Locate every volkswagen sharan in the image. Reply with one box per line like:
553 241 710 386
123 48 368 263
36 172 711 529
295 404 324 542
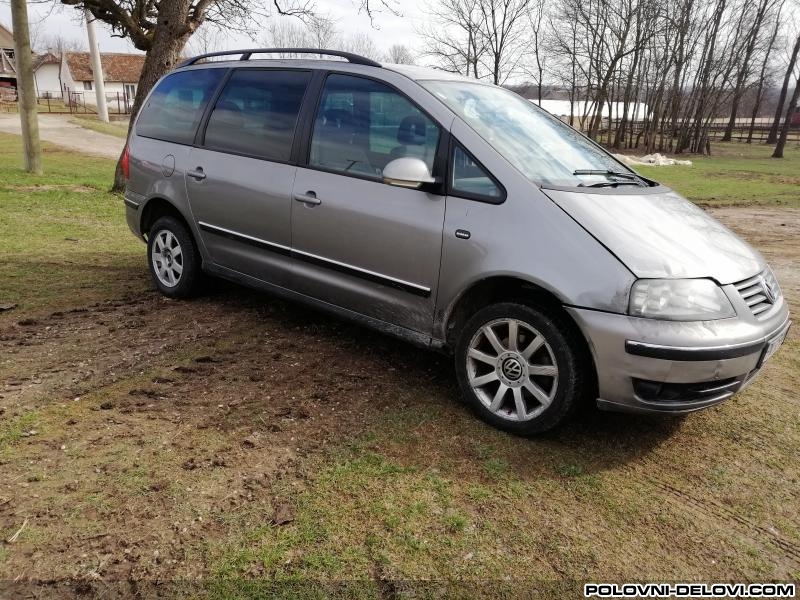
122 48 790 434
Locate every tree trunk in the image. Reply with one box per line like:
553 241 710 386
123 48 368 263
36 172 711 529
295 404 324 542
766 33 800 145
112 1 194 191
772 78 799 158
11 0 42 174
747 10 781 143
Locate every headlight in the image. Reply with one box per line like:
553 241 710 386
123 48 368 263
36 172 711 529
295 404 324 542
629 279 735 321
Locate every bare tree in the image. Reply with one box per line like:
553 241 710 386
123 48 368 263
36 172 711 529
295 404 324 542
766 31 800 143
720 0 780 141
520 0 547 103
476 0 531 84
418 0 487 77
260 19 316 52
746 3 783 143
305 15 338 49
187 22 226 56
386 43 415 64
771 74 799 157
38 33 86 54
341 31 381 60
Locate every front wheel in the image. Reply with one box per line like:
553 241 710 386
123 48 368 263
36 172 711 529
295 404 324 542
147 216 201 298
455 302 590 435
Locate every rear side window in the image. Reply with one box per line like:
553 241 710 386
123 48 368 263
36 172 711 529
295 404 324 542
136 69 224 145
203 70 310 161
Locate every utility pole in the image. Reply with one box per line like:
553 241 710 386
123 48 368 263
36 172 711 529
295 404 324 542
85 10 109 123
10 0 42 174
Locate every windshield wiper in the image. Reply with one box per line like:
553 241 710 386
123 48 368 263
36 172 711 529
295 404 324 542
573 169 647 188
573 169 640 181
579 180 643 188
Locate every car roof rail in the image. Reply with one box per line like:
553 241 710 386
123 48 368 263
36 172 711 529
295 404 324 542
178 48 383 68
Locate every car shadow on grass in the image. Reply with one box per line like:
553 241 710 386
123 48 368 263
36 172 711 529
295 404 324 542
196 279 684 478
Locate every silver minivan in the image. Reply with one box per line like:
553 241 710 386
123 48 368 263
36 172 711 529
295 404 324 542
123 49 790 434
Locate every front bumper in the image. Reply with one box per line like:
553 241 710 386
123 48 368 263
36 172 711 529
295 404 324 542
567 302 790 415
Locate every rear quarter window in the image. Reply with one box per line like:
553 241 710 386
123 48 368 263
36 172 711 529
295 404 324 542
136 69 225 145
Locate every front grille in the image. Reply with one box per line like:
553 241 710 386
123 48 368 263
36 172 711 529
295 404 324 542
633 377 742 403
734 269 781 319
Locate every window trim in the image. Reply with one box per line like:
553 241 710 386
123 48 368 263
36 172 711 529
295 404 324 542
446 138 507 205
134 67 230 147
299 70 447 194
194 67 315 165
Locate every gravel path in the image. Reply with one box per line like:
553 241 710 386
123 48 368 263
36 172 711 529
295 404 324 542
0 113 124 159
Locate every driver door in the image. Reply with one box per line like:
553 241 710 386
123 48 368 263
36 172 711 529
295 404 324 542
290 73 446 336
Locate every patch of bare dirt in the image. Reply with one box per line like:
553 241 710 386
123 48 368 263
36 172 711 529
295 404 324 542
708 206 800 297
0 283 452 581
3 184 95 193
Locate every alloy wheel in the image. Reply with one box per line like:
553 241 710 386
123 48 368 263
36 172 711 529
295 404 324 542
466 318 559 421
150 229 184 288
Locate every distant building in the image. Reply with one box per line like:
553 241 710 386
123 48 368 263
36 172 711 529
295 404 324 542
0 22 15 90
60 51 145 105
0 23 144 106
33 52 61 97
530 99 650 121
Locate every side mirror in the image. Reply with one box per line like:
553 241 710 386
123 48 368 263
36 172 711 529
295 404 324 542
382 157 437 189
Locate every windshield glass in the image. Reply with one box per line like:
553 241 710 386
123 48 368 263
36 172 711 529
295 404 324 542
423 80 642 188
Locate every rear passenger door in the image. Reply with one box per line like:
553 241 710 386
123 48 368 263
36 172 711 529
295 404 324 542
184 69 311 287
290 74 446 336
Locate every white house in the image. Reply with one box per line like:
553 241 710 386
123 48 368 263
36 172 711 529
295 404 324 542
33 52 61 97
0 22 15 92
60 51 144 106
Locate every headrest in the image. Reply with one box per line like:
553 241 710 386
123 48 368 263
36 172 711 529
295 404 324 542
397 115 426 145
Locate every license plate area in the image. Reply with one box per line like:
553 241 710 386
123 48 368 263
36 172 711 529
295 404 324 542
758 322 790 368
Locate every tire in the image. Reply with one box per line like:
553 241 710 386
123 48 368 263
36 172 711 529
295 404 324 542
146 216 201 298
454 302 590 435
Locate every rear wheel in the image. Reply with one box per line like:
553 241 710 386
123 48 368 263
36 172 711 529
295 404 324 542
147 216 201 298
455 302 589 435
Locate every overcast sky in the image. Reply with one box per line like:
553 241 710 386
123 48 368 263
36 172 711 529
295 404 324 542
0 0 429 56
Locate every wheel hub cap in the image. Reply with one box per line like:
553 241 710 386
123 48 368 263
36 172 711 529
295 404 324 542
501 356 524 383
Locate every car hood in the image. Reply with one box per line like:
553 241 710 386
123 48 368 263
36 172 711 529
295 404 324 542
543 187 764 284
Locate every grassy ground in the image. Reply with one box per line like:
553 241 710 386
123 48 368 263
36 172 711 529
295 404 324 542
0 132 798 597
69 115 130 139
635 141 800 207
0 134 142 314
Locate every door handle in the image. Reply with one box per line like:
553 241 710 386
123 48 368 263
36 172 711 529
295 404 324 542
187 167 206 181
294 191 321 206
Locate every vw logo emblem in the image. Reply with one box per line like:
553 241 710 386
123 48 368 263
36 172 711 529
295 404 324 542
502 357 523 381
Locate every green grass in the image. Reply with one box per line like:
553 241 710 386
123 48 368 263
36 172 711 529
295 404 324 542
0 412 39 451
635 141 800 206
0 132 144 317
69 115 130 139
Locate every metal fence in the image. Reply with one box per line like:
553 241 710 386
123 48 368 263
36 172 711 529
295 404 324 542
0 87 134 115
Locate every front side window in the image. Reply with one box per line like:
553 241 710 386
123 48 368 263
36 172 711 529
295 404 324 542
309 74 441 180
136 68 225 145
424 81 639 188
203 69 310 161
451 145 502 200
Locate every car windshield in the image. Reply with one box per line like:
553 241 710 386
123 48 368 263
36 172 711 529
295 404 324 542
423 80 642 188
